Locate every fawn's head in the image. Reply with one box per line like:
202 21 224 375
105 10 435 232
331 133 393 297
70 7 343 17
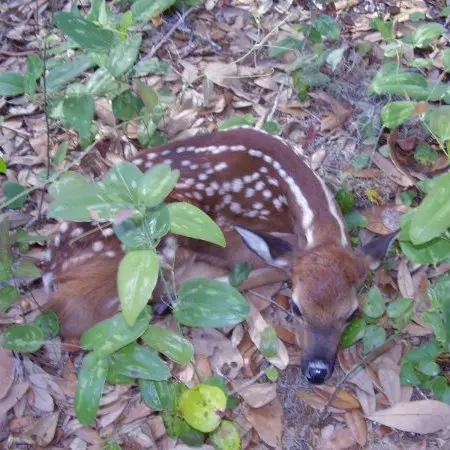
234 225 397 384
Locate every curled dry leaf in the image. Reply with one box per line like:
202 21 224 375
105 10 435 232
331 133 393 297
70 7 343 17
372 153 415 187
247 303 289 370
232 382 277 408
28 385 54 413
362 204 409 235
310 91 354 132
0 348 14 400
296 391 344 414
318 426 357 450
344 410 367 447
0 382 29 416
243 397 284 448
368 400 450 434
20 411 60 447
397 259 415 299
313 385 361 411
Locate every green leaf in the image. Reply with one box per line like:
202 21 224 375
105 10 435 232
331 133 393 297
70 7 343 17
400 237 450 265
0 158 6 174
409 173 450 245
335 188 355 215
132 0 177 22
118 250 160 326
138 164 179 207
371 18 393 42
423 310 446 346
33 310 60 339
80 307 151 357
262 121 282 135
443 49 450 71
112 90 141 122
75 352 108 426
3 181 27 209
228 262 251 287
175 278 249 328
137 115 158 146
86 67 117 96
141 325 194 364
381 101 417 128
48 171 88 198
431 377 450 402
114 205 170 249
210 420 241 450
45 55 95 93
265 366 279 382
299 68 330 87
268 36 303 58
162 411 205 446
139 379 178 411
424 106 450 144
326 48 345 71
109 343 170 380
408 58 433 68
260 327 279 358
411 23 445 48
179 384 227 433
14 259 40 279
2 324 44 353
62 93 95 139
363 287 385 319
417 360 441 376
24 55 44 95
312 15 340 41
218 115 256 131
363 325 386 354
52 141 69 167
106 366 135 385
133 58 169 75
341 317 366 348
414 143 439 166
0 286 20 312
106 34 142 78
344 211 368 231
168 202 226 248
400 360 422 386
386 298 413 319
101 161 144 204
403 339 442 363
54 12 115 52
0 72 25 96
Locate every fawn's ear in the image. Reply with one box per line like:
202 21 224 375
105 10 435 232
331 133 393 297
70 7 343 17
232 224 295 269
357 230 399 274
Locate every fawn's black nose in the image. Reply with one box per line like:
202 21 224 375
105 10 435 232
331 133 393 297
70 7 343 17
306 361 330 384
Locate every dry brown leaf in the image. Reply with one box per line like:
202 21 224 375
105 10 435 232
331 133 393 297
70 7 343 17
355 388 377 417
319 426 357 450
0 348 14 400
372 153 415 187
28 384 54 413
362 205 409 235
149 415 166 441
0 382 29 415
313 386 361 410
368 400 450 434
247 303 289 370
344 410 367 447
243 398 283 448
310 91 353 132
296 391 344 414
232 382 277 408
406 322 433 336
20 411 59 447
273 326 297 345
377 367 401 406
397 260 415 299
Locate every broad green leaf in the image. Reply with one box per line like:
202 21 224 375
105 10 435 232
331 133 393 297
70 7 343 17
135 80 159 112
265 366 279 382
118 10 133 34
2 324 44 353
326 48 344 71
414 143 438 166
62 93 95 139
109 343 170 380
54 12 115 52
48 171 88 198
443 49 450 70
431 377 450 403
142 325 194 364
210 420 241 450
118 250 160 326
33 310 60 339
424 106 450 144
139 379 178 411
24 55 44 95
162 412 205 446
345 211 368 231
101 161 144 204
0 72 25 96
335 188 355 215
45 55 95 93
75 352 108 426
381 102 417 128
168 202 225 248
363 287 385 319
114 205 170 249
131 0 177 22
371 18 393 42
14 259 40 279
417 360 441 376
262 120 282 135
218 114 256 131
52 141 69 167
299 68 330 87
386 298 413 319
133 58 169 75
400 360 422 386
106 34 142 78
106 366 135 385
409 173 450 245
86 68 117 96
408 58 433 68
383 41 412 58
137 115 158 146
312 15 340 40
87 0 108 24
0 158 6 174
260 327 279 358
3 181 27 209
138 164 179 207
112 90 141 122
80 308 151 356
179 384 227 433
411 23 445 48
341 317 366 348
175 278 249 328
363 325 386 354
403 339 442 362
0 286 20 312
400 237 450 264
268 36 303 58
228 262 251 287
371 66 428 97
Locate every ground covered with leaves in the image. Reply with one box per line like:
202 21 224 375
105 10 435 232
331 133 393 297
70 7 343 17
1 0 450 449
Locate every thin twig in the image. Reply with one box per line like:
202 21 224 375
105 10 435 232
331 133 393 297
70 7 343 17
0 123 31 137
229 369 266 396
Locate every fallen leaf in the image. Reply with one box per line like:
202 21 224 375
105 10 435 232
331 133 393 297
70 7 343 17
273 326 298 345
243 398 283 447
362 205 409 235
367 400 450 434
397 260 415 299
377 366 401 405
232 382 277 408
344 410 367 446
319 426 357 450
21 411 59 447
372 153 415 187
310 91 353 131
0 348 15 400
313 386 361 410
0 382 29 415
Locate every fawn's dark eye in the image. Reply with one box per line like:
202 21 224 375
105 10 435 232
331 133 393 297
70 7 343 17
291 302 302 317
346 310 359 323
